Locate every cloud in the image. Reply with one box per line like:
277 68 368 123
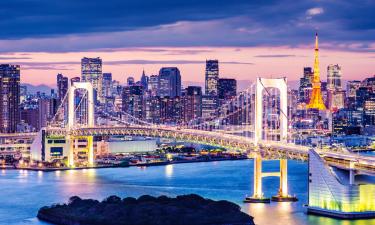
0 56 32 60
0 0 373 53
306 7 324 16
12 59 252 70
255 54 298 58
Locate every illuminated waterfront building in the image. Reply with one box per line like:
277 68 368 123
307 33 326 110
0 64 20 133
81 57 103 102
205 60 219 96
308 150 375 218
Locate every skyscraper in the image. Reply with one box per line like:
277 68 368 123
218 78 237 100
327 64 342 91
183 86 202 122
326 64 344 111
127 77 135 86
102 73 112 98
140 70 149 90
57 73 69 103
148 75 159 96
298 67 313 103
159 67 181 98
70 77 80 85
81 57 103 102
122 85 144 119
0 64 20 133
205 60 219 96
307 33 326 110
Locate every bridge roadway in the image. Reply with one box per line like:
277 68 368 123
0 127 374 174
43 125 375 175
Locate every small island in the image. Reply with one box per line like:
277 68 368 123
37 194 255 225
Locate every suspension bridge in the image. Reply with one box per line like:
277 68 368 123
1 78 375 217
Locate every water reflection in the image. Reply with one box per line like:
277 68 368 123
0 160 374 225
165 164 173 178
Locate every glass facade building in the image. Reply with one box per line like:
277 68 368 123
205 60 219 96
81 57 103 102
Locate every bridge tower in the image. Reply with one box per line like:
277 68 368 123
245 78 297 203
67 82 95 167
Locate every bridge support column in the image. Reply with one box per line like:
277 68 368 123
87 136 94 166
271 159 298 202
68 136 75 168
244 153 270 203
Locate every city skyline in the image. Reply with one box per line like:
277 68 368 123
6 46 375 87
0 0 373 86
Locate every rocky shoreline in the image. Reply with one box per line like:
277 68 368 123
37 194 255 225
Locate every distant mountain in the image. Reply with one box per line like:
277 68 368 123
22 83 54 94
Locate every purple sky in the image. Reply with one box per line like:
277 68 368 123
0 0 374 86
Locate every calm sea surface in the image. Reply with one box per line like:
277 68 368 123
1 159 375 225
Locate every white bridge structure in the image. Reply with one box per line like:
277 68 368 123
16 78 375 204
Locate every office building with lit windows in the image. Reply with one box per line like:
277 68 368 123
81 57 103 102
205 60 219 96
0 64 20 133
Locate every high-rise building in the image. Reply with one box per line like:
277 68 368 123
159 67 181 98
38 98 51 129
160 97 183 124
20 85 28 103
102 73 112 98
122 85 144 119
140 70 149 90
127 77 135 86
347 81 361 98
326 64 344 111
183 86 202 122
0 64 20 133
327 64 342 91
148 75 159 96
346 80 361 109
202 95 218 119
143 92 160 123
307 33 326 110
70 76 80 85
81 57 103 102
298 67 313 103
57 73 69 103
218 78 236 100
205 60 219 96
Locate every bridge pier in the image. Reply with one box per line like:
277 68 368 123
68 135 75 167
244 154 270 203
244 155 297 203
271 159 298 202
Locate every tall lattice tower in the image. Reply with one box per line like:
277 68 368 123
307 33 326 110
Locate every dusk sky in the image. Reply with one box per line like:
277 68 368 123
0 0 374 86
